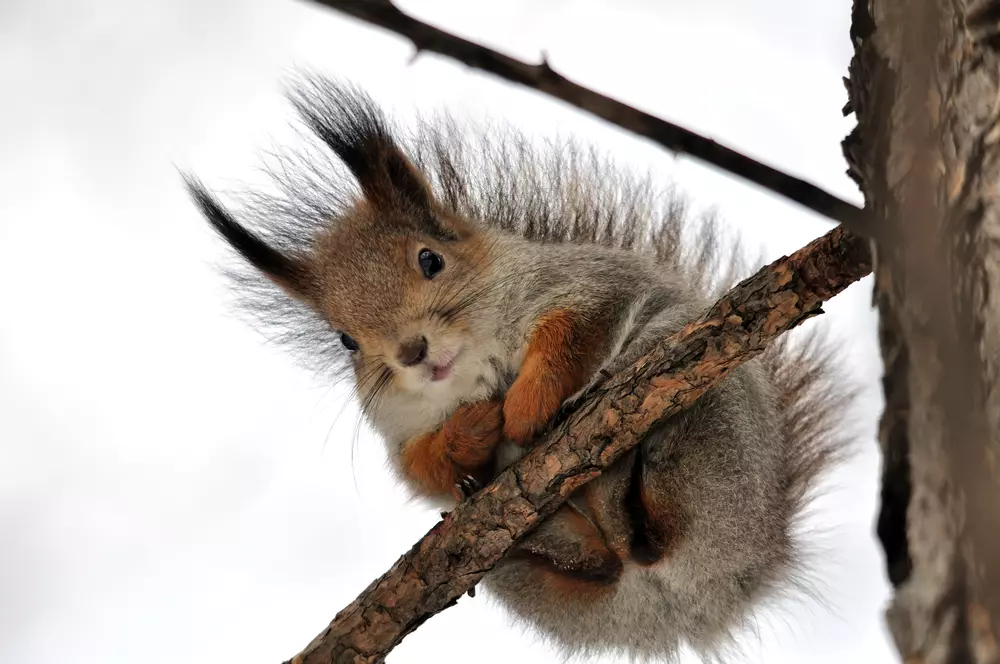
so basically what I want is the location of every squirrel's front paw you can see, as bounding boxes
[452,475,481,502]
[503,375,563,446]
[402,400,502,499]
[442,399,504,470]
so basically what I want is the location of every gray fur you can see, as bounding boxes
[186,75,861,663]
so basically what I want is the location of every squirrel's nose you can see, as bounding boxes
[397,336,428,367]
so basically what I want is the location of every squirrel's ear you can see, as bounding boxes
[348,135,435,215]
[290,81,438,220]
[184,176,316,302]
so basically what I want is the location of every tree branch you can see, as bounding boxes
[303,0,869,237]
[284,226,872,664]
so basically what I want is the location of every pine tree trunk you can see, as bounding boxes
[843,1,1000,661]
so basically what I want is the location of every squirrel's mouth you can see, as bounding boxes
[429,350,460,382]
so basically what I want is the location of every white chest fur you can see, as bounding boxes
[369,335,518,462]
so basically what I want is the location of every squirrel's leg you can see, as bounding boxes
[504,308,611,446]
[505,446,684,594]
[498,456,632,598]
[401,399,504,500]
[588,444,685,566]
[507,500,623,597]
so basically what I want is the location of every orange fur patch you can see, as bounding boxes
[401,400,504,498]
[562,505,618,563]
[632,482,684,565]
[401,429,455,497]
[503,308,609,445]
[442,400,504,469]
[534,565,618,600]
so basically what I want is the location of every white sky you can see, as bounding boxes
[0,0,900,662]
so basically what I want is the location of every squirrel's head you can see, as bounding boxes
[305,201,498,397]
[185,79,502,404]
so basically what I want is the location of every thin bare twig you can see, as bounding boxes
[304,0,868,236]
[284,226,872,664]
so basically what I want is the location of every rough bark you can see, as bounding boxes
[306,0,867,235]
[844,0,1000,661]
[284,227,871,664]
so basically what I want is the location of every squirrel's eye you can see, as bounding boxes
[418,248,444,279]
[340,333,359,352]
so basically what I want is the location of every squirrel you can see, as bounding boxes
[185,74,860,661]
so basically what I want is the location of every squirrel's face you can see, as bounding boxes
[186,83,505,407]
[313,211,498,398]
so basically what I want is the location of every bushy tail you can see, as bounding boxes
[762,331,861,518]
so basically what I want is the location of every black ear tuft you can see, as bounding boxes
[183,174,314,299]
[287,75,434,215]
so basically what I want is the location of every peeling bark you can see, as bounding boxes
[844,0,1000,661]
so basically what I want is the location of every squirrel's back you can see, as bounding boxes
[405,84,858,660]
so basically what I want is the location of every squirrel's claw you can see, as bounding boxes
[454,475,480,500]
